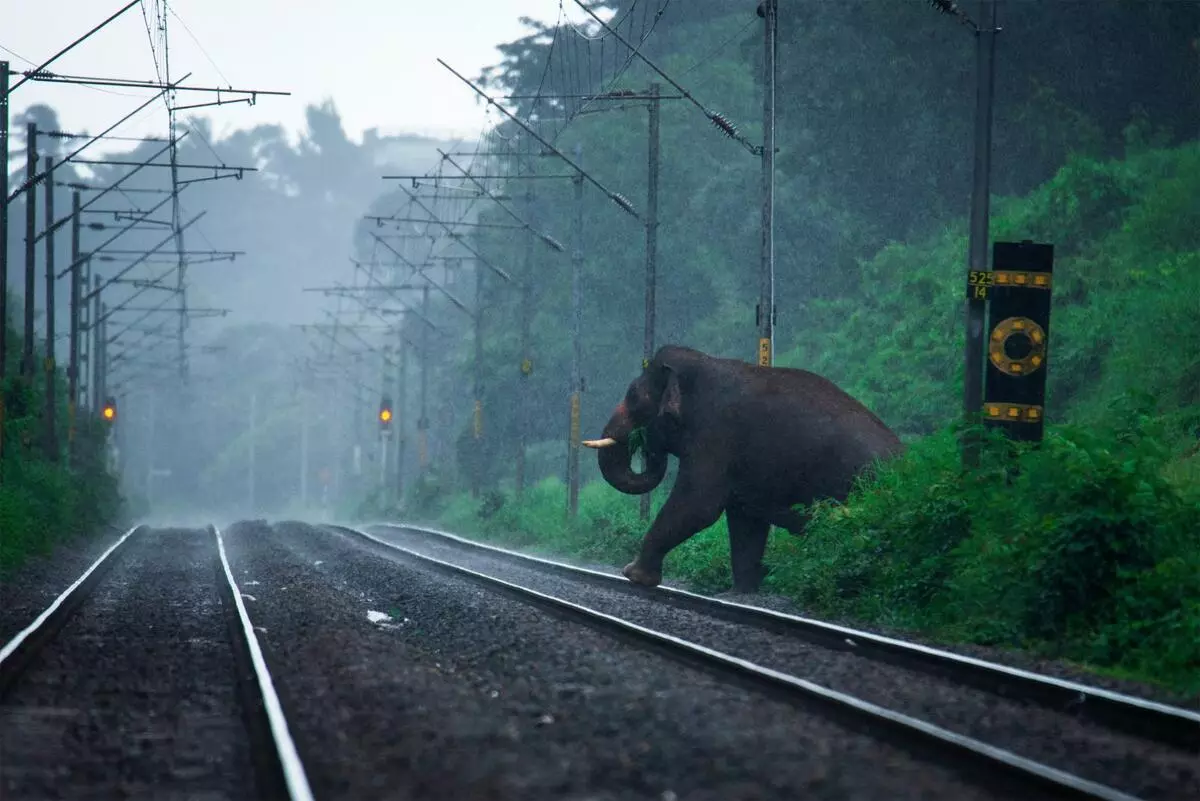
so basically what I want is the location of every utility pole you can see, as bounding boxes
[0,62,8,478]
[516,186,535,499]
[418,284,430,473]
[378,357,389,499]
[146,387,157,505]
[97,302,107,415]
[42,156,58,461]
[397,333,407,501]
[23,122,37,386]
[962,0,999,468]
[351,351,363,479]
[567,143,584,520]
[90,275,103,415]
[641,83,662,520]
[758,0,777,369]
[472,259,484,500]
[78,259,91,413]
[380,345,392,501]
[300,387,309,509]
[248,390,256,513]
[68,191,81,464]
[0,61,8,373]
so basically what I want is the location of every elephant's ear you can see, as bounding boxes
[658,366,682,422]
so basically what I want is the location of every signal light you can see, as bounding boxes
[378,395,393,429]
[101,397,117,423]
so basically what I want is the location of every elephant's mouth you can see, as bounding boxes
[584,415,668,495]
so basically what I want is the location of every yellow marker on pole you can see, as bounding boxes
[473,399,483,439]
[758,337,772,367]
[569,392,581,448]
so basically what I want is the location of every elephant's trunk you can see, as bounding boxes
[586,402,668,495]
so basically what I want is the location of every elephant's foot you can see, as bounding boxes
[731,562,770,594]
[622,561,662,588]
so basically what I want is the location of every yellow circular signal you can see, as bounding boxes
[102,407,115,420]
[379,408,392,423]
[988,316,1047,377]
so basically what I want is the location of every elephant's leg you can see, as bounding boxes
[726,510,770,593]
[624,460,726,588]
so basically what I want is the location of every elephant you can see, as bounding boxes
[583,345,903,593]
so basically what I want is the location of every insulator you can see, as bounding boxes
[609,192,638,217]
[928,0,959,14]
[541,233,567,252]
[710,112,739,139]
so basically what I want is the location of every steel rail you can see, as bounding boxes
[362,521,1200,753]
[329,523,1142,801]
[0,524,144,698]
[211,524,316,801]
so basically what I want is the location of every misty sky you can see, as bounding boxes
[2,0,567,151]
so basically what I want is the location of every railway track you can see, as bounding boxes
[328,520,1200,801]
[0,523,314,801]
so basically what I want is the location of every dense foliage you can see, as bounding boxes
[399,0,1200,484]
[392,15,1200,693]
[0,315,124,573]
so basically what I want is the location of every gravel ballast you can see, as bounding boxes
[0,526,258,800]
[0,523,131,646]
[378,521,1199,711]
[225,519,1052,801]
[358,522,1199,801]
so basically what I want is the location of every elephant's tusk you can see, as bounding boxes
[582,437,618,449]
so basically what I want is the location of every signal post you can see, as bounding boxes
[378,394,394,503]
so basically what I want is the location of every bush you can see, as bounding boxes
[771,408,1200,693]
[0,327,126,574]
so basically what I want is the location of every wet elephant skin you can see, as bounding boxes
[587,345,903,593]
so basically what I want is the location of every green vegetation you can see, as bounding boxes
[397,139,1200,697]
[0,319,124,574]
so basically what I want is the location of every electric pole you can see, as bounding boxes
[300,386,310,509]
[97,303,108,416]
[248,390,257,513]
[378,353,389,498]
[567,143,584,520]
[0,61,8,478]
[641,83,662,520]
[472,259,484,500]
[42,156,57,461]
[397,333,408,501]
[962,0,999,468]
[351,351,363,480]
[0,61,8,370]
[516,186,535,499]
[68,191,81,464]
[91,275,102,414]
[23,122,37,386]
[418,284,430,474]
[78,259,91,413]
[758,0,777,369]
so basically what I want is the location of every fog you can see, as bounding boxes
[3,0,1197,526]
